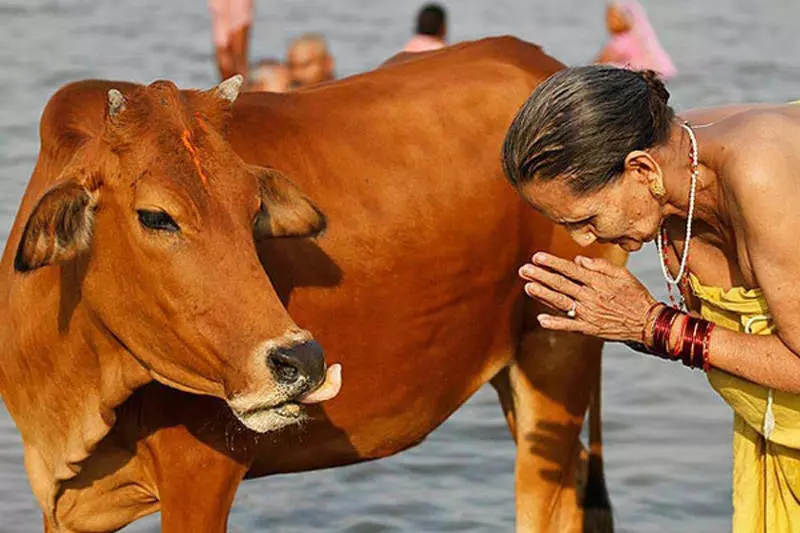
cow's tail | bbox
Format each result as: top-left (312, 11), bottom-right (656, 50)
top-left (582, 363), bottom-right (614, 533)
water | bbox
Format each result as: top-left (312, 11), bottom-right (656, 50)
top-left (0, 0), bottom-right (798, 531)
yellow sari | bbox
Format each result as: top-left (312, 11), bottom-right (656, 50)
top-left (689, 273), bottom-right (800, 532)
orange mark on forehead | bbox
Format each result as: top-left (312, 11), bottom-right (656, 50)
top-left (194, 112), bottom-right (210, 134)
top-left (180, 129), bottom-right (209, 186)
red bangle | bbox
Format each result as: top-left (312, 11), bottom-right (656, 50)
top-left (651, 307), bottom-right (680, 357)
top-left (682, 317), bottom-right (698, 367)
top-left (669, 314), bottom-right (690, 358)
top-left (644, 307), bottom-right (715, 371)
top-left (679, 318), bottom-right (694, 366)
top-left (695, 320), bottom-right (708, 367)
top-left (692, 320), bottom-right (707, 368)
top-left (641, 302), bottom-right (665, 345)
top-left (675, 316), bottom-right (714, 369)
top-left (650, 307), bottom-right (668, 353)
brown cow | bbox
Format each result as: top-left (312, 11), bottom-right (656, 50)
top-left (0, 75), bottom-right (342, 530)
top-left (0, 37), bottom-right (621, 532)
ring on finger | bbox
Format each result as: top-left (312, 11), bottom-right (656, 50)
top-left (566, 300), bottom-right (577, 318)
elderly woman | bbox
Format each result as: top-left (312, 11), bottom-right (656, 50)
top-left (502, 65), bottom-right (800, 532)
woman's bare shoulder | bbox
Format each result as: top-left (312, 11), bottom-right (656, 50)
top-left (678, 103), bottom-right (783, 125)
top-left (715, 107), bottom-right (800, 202)
top-left (719, 107), bottom-right (799, 161)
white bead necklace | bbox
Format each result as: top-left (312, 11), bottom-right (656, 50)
top-left (655, 122), bottom-right (699, 287)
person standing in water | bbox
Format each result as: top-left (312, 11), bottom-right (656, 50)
top-left (595, 1), bottom-right (677, 79)
top-left (208, 0), bottom-right (254, 81)
top-left (287, 33), bottom-right (336, 89)
top-left (248, 58), bottom-right (291, 93)
top-left (402, 3), bottom-right (448, 53)
top-left (503, 65), bottom-right (800, 531)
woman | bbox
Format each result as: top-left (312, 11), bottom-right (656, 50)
top-left (502, 65), bottom-right (800, 531)
top-left (596, 1), bottom-right (677, 79)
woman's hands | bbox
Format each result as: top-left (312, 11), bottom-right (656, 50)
top-left (519, 252), bottom-right (657, 343)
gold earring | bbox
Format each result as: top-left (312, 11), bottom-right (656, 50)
top-left (649, 178), bottom-right (665, 198)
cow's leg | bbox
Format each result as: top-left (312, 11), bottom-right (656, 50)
top-left (490, 367), bottom-right (517, 440)
top-left (140, 388), bottom-right (252, 533)
top-left (583, 369), bottom-right (614, 533)
top-left (504, 328), bottom-right (606, 533)
top-left (155, 430), bottom-right (248, 533)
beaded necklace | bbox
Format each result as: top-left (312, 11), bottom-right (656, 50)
top-left (655, 122), bottom-right (699, 310)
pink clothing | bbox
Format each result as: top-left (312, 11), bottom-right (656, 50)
top-left (605, 1), bottom-right (677, 79)
top-left (402, 34), bottom-right (446, 53)
top-left (209, 0), bottom-right (253, 47)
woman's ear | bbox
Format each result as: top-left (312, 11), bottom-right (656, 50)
top-left (625, 150), bottom-right (665, 198)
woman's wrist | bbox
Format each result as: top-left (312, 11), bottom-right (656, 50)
top-left (633, 303), bottom-right (716, 371)
top-left (641, 302), bottom-right (665, 347)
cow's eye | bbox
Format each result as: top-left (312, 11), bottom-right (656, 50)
top-left (137, 210), bottom-right (180, 232)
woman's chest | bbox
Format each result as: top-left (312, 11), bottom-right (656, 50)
top-left (661, 218), bottom-right (756, 292)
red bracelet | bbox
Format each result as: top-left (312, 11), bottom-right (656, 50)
top-left (641, 302), bottom-right (665, 345)
top-left (661, 310), bottom-right (681, 357)
top-left (692, 320), bottom-right (710, 368)
top-left (680, 316), bottom-right (698, 367)
top-left (681, 318), bottom-right (701, 367)
top-left (650, 307), bottom-right (669, 353)
top-left (675, 316), bottom-right (714, 370)
top-left (640, 306), bottom-right (715, 371)
top-left (651, 307), bottom-right (680, 357)
top-left (669, 314), bottom-right (690, 358)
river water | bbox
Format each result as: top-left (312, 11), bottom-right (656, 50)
top-left (1, 1), bottom-right (798, 531)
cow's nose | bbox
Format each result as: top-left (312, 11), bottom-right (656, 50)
top-left (267, 340), bottom-right (325, 390)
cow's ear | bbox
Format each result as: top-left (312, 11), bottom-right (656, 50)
top-left (254, 168), bottom-right (326, 239)
top-left (15, 182), bottom-right (96, 272)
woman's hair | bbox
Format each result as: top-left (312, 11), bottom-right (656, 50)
top-left (502, 65), bottom-right (674, 195)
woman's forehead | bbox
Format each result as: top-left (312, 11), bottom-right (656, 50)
top-left (521, 178), bottom-right (600, 219)
top-left (521, 178), bottom-right (623, 221)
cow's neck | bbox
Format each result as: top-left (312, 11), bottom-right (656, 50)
top-left (11, 282), bottom-right (151, 525)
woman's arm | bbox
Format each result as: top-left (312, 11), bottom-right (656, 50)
top-left (708, 329), bottom-right (800, 392)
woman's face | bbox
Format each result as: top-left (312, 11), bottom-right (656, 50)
top-left (518, 172), bottom-right (662, 252)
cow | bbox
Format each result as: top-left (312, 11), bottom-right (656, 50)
top-left (0, 37), bottom-right (622, 532)
top-left (0, 74), bottom-right (342, 530)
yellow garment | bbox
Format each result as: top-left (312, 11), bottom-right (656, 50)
top-left (689, 273), bottom-right (800, 532)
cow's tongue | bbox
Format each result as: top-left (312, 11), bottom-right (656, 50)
top-left (299, 363), bottom-right (342, 404)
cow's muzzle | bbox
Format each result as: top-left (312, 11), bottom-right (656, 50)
top-left (228, 337), bottom-right (342, 433)
top-left (267, 340), bottom-right (325, 391)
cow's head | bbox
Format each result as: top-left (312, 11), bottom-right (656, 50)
top-left (14, 77), bottom-right (341, 432)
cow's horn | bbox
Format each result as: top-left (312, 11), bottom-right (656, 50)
top-left (107, 89), bottom-right (126, 119)
top-left (215, 74), bottom-right (244, 103)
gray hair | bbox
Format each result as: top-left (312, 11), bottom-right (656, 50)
top-left (502, 66), bottom-right (674, 195)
